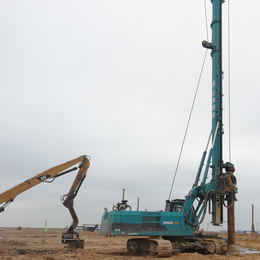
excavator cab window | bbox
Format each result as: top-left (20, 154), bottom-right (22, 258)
top-left (165, 199), bottom-right (185, 212)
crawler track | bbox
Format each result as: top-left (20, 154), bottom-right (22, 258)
top-left (127, 238), bottom-right (172, 257)
top-left (127, 235), bottom-right (227, 257)
top-left (171, 235), bottom-right (228, 255)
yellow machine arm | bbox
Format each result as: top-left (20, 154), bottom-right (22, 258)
top-left (0, 155), bottom-right (90, 246)
top-left (61, 156), bottom-right (91, 242)
top-left (0, 155), bottom-right (89, 211)
top-left (0, 155), bottom-right (90, 243)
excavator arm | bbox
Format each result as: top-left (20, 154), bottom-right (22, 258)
top-left (0, 155), bottom-right (88, 211)
top-left (61, 157), bottom-right (90, 242)
top-left (0, 155), bottom-right (90, 247)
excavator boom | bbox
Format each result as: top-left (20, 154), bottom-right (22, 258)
top-left (0, 155), bottom-right (86, 208)
top-left (0, 155), bottom-right (90, 248)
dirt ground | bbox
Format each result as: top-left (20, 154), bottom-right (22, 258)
top-left (0, 228), bottom-right (260, 260)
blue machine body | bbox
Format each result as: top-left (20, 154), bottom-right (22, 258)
top-left (100, 210), bottom-right (194, 237)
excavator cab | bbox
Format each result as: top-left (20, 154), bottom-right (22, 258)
top-left (165, 199), bottom-right (185, 212)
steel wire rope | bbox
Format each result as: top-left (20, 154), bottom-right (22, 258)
top-left (228, 0), bottom-right (232, 162)
top-left (168, 0), bottom-right (210, 200)
top-left (204, 0), bottom-right (209, 41)
top-left (221, 0), bottom-right (234, 209)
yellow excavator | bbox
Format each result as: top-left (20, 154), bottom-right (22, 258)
top-left (0, 155), bottom-right (90, 248)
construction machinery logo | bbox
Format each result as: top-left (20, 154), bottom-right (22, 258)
top-left (37, 175), bottom-right (51, 182)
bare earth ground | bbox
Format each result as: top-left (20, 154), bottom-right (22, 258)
top-left (0, 228), bottom-right (260, 260)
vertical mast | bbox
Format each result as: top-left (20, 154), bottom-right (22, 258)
top-left (202, 0), bottom-right (223, 225)
top-left (203, 5), bottom-right (238, 251)
top-left (211, 0), bottom-right (223, 179)
top-left (203, 0), bottom-right (223, 182)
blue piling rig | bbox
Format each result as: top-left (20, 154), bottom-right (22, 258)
top-left (100, 0), bottom-right (237, 256)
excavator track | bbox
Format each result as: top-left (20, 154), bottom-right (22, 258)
top-left (127, 238), bottom-right (172, 257)
top-left (196, 234), bottom-right (228, 255)
top-left (207, 238), bottom-right (228, 255)
top-left (171, 236), bottom-right (228, 255)
top-left (126, 235), bottom-right (227, 257)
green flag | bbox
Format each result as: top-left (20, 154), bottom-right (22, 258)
top-left (44, 221), bottom-right (47, 232)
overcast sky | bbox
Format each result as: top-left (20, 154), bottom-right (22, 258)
top-left (0, 0), bottom-right (260, 233)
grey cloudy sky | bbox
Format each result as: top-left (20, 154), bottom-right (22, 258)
top-left (0, 0), bottom-right (259, 232)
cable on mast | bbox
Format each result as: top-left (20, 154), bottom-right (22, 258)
top-left (168, 0), bottom-right (210, 200)
top-left (228, 0), bottom-right (232, 162)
